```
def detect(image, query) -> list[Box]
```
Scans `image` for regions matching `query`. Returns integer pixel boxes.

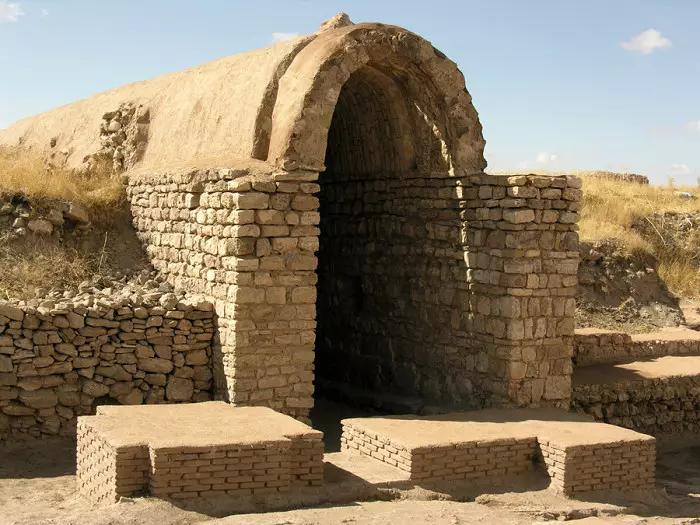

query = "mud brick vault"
[0,14,581,422]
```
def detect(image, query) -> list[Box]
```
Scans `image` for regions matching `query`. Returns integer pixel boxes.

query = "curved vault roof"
[0,14,486,174]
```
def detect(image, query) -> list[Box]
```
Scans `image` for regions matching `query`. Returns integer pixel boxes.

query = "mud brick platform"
[341,408,655,496]
[76,402,323,504]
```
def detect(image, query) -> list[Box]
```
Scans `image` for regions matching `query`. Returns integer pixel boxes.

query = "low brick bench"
[77,402,323,503]
[341,408,655,497]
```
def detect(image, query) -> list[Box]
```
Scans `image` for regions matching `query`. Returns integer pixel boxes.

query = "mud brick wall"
[410,439,538,482]
[461,174,580,408]
[76,421,151,503]
[539,438,656,495]
[149,443,294,499]
[289,438,324,486]
[341,422,537,482]
[573,375,700,434]
[0,297,215,440]
[77,410,325,504]
[574,329,700,367]
[341,423,413,473]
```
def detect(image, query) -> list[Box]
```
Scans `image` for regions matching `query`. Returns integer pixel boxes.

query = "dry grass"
[579,176,700,249]
[0,240,112,301]
[0,147,147,300]
[580,175,700,298]
[0,146,124,210]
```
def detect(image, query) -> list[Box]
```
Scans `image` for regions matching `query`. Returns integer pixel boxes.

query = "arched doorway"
[312,63,472,417]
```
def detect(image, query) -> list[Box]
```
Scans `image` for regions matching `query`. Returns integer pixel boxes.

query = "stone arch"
[277,24,490,410]
[267,23,487,175]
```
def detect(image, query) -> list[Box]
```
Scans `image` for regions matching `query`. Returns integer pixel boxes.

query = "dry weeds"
[0,147,142,300]
[579,175,700,298]
[0,146,124,210]
[0,239,112,301]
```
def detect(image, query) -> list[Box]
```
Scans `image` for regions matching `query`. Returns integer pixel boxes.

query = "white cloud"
[669,164,693,175]
[41,7,48,16]
[536,151,558,164]
[0,1,23,22]
[685,120,700,132]
[621,29,672,55]
[270,32,300,44]
[517,161,529,170]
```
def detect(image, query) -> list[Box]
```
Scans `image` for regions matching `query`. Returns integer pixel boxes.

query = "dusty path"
[2,437,700,525]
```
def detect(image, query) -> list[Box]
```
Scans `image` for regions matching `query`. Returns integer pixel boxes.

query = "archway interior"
[313,63,471,429]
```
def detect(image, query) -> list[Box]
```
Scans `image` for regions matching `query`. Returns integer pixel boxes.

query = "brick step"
[341,408,655,497]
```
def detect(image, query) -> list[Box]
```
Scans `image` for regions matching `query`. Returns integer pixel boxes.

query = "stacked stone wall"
[573,375,700,434]
[127,168,319,421]
[461,174,581,408]
[0,296,214,440]
[574,329,700,367]
[127,167,581,419]
[316,170,478,407]
[580,171,649,185]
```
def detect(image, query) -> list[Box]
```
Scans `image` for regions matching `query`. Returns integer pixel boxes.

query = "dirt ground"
[2,435,700,525]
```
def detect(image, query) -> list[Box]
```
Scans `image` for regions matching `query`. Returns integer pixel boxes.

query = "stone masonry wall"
[316,170,478,408]
[126,167,581,419]
[574,328,700,367]
[0,295,214,440]
[127,167,319,421]
[461,174,581,408]
[573,375,700,434]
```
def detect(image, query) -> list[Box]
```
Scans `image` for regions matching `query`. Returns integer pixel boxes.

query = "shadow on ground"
[0,437,76,479]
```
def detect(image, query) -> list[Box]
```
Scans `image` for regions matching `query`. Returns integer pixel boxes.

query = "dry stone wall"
[0,294,215,440]
[580,171,649,185]
[574,329,700,367]
[573,375,700,434]
[127,167,319,421]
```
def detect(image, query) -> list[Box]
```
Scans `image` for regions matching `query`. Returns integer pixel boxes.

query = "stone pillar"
[461,174,581,408]
[217,171,320,422]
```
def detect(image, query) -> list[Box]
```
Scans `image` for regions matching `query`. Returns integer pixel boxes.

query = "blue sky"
[1,1,698,184]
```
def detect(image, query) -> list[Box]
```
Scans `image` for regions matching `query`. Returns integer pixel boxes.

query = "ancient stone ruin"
[0,14,663,505]
[0,14,581,425]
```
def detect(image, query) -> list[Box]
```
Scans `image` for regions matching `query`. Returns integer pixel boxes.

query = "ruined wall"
[0,296,214,439]
[579,171,649,185]
[573,375,700,434]
[462,174,581,408]
[574,328,700,367]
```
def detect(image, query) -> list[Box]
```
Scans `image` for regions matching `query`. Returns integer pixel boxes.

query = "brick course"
[76,403,323,504]
[340,409,656,497]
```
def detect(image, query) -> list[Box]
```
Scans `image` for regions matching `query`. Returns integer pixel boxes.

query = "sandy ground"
[3,434,700,525]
